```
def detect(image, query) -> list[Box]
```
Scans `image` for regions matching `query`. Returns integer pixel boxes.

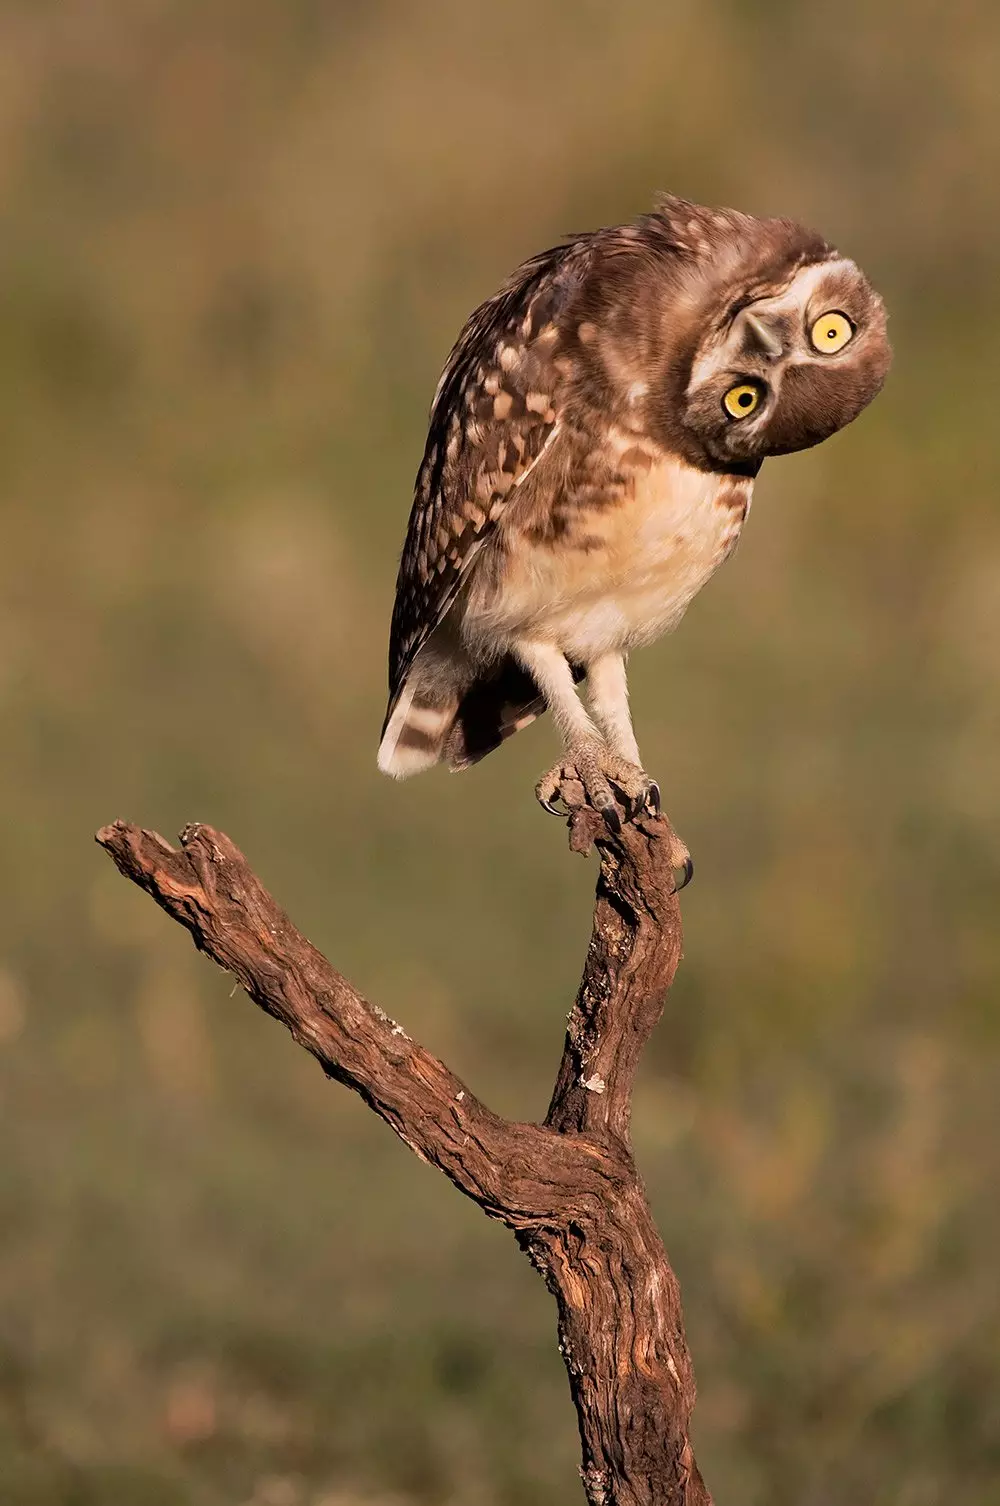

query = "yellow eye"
[723,383,761,420]
[810,310,853,354]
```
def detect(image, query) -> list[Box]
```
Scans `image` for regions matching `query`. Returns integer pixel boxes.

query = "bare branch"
[545,803,687,1142]
[96,811,711,1506]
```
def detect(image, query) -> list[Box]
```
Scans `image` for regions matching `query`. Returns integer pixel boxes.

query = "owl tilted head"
[588,196,891,474]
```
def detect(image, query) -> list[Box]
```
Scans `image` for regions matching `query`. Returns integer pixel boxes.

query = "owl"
[377,195,890,833]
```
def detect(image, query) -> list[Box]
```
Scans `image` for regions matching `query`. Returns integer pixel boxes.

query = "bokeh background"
[1,3,998,1503]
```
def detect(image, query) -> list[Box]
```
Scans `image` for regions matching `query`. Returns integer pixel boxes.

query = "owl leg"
[513,640,664,832]
[584,651,660,815]
[586,651,690,876]
[512,640,624,825]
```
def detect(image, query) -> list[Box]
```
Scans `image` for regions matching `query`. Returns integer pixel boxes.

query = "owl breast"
[463,448,752,663]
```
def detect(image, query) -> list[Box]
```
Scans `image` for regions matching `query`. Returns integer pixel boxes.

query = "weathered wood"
[96,806,710,1506]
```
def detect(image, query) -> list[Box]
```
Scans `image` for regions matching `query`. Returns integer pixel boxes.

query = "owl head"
[610,198,892,473]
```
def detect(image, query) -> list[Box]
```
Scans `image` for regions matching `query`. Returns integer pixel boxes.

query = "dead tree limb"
[96,802,711,1506]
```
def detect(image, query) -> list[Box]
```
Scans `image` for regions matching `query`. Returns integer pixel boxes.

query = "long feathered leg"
[585,652,660,814]
[512,641,623,823]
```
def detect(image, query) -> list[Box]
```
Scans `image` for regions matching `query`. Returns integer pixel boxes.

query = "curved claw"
[645,780,661,816]
[602,805,623,835]
[675,855,695,891]
[538,794,565,817]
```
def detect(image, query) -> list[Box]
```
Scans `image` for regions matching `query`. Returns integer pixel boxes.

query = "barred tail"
[377,677,460,778]
[378,650,545,778]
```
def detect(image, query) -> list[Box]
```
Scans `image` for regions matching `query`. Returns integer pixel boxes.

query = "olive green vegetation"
[1,3,998,1504]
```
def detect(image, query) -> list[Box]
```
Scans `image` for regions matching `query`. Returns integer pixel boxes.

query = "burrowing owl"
[378,195,890,833]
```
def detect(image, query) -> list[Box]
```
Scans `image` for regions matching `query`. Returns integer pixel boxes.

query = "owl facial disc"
[682,254,890,466]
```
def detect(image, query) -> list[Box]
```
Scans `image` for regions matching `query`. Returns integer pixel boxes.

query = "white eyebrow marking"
[784,256,859,311]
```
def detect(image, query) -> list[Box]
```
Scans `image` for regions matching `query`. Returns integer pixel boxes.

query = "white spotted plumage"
[378,195,890,825]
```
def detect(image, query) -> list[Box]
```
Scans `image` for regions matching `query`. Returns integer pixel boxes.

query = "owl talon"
[536,754,618,824]
[535,765,570,816]
[676,855,694,890]
[601,761,661,822]
[536,747,669,830]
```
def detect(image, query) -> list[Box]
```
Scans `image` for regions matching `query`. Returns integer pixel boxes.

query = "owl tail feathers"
[377,679,459,779]
[377,653,546,778]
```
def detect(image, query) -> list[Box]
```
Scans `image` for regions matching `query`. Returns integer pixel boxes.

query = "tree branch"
[96,808,711,1506]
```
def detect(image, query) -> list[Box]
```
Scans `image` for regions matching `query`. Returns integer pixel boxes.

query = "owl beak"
[739,311,784,360]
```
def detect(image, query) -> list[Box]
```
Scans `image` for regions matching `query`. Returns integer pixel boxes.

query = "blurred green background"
[1,2,998,1503]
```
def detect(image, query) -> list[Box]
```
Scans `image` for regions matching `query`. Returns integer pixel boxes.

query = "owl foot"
[536,748,692,885]
[535,747,661,830]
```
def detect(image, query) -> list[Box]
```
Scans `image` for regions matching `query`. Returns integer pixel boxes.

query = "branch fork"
[97,796,710,1506]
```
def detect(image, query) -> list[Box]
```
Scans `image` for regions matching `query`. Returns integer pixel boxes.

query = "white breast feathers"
[465,453,753,663]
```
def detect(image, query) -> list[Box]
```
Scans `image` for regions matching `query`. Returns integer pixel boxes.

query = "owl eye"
[723,383,762,420]
[810,311,853,354]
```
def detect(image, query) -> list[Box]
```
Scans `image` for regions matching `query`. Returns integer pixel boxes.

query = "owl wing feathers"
[384,241,587,722]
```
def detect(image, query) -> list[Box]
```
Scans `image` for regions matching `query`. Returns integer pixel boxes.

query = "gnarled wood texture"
[96,807,711,1506]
